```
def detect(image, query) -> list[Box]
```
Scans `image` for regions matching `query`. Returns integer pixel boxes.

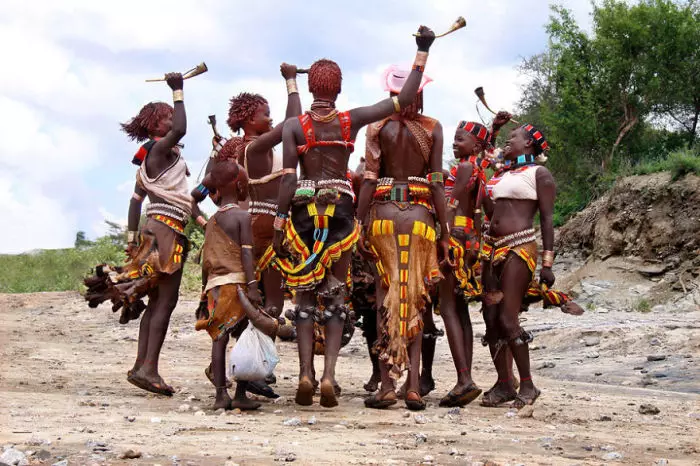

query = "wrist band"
[364,171,378,180]
[131,192,143,202]
[273,213,288,231]
[286,78,298,95]
[447,197,459,209]
[173,89,184,102]
[427,171,444,184]
[242,244,253,249]
[474,208,482,214]
[195,215,207,227]
[127,231,138,243]
[542,250,554,268]
[414,51,428,68]
[247,280,258,286]
[391,96,401,113]
[281,168,297,175]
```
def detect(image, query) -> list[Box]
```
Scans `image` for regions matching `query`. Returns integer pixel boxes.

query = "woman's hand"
[415,26,436,52]
[273,230,289,258]
[540,267,556,287]
[165,72,184,91]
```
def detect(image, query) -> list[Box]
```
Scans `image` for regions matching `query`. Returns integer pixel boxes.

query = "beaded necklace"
[218,203,239,212]
[308,99,338,123]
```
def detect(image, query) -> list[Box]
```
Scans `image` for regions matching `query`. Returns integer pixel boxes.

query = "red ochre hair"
[308,59,342,97]
[120,102,173,142]
[217,136,247,165]
[227,92,268,133]
[204,154,249,201]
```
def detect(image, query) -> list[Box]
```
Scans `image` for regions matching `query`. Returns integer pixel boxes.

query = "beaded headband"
[521,124,549,153]
[457,121,492,146]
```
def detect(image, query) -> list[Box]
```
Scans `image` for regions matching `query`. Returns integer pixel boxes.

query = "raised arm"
[272,118,301,257]
[150,73,187,161]
[247,63,302,155]
[349,26,436,131]
[536,167,556,286]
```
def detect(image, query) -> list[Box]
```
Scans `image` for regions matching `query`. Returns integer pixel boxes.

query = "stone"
[585,351,600,359]
[602,452,623,461]
[422,455,434,464]
[518,405,535,418]
[151,417,162,423]
[35,450,51,461]
[647,355,667,362]
[505,410,517,418]
[598,415,612,421]
[639,404,660,415]
[283,418,302,427]
[178,404,191,412]
[26,436,50,447]
[447,407,461,415]
[414,433,428,444]
[0,448,28,466]
[126,415,136,422]
[332,424,347,430]
[649,337,661,346]
[308,416,317,425]
[215,408,225,415]
[413,414,429,424]
[194,411,206,417]
[584,336,600,347]
[119,449,142,459]
[52,461,68,466]
[655,459,669,465]
[536,361,556,369]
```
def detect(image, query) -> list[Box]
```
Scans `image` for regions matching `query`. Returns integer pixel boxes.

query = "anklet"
[458,367,471,373]
[520,376,532,382]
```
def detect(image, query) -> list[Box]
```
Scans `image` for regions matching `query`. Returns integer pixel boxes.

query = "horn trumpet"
[413,16,466,38]
[146,62,208,82]
[474,86,520,125]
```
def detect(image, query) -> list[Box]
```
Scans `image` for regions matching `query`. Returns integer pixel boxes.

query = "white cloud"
[0,0,595,253]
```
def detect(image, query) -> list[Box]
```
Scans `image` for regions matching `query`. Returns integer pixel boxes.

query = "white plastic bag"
[228,325,280,381]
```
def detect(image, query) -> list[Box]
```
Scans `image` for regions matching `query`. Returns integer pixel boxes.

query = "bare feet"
[319,379,338,408]
[295,376,315,406]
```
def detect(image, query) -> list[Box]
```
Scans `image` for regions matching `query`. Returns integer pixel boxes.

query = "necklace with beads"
[308,99,338,123]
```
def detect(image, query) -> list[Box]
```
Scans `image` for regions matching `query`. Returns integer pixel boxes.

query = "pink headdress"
[382,65,432,94]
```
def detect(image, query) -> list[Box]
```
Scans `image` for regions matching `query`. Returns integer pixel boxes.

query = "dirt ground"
[1,287,699,466]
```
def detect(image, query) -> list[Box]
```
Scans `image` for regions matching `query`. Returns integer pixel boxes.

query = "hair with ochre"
[227,92,268,133]
[120,102,173,142]
[308,59,342,96]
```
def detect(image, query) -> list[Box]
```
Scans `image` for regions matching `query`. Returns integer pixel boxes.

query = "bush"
[668,149,700,181]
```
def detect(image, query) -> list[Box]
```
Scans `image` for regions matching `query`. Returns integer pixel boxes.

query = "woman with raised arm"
[84,73,194,396]
[271,26,437,408]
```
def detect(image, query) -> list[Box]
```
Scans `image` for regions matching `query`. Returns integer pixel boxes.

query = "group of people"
[84,25,583,414]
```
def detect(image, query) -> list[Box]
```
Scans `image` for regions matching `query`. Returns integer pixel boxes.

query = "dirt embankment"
[557,172,700,307]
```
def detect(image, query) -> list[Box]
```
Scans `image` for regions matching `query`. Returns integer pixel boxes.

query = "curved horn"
[146,62,208,83]
[413,16,466,38]
[474,86,520,125]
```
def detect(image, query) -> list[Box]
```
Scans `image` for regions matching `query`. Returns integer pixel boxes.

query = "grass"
[636,298,652,313]
[0,239,125,293]
[630,149,700,181]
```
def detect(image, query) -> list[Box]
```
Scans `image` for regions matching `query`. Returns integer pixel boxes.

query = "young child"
[195,156,264,410]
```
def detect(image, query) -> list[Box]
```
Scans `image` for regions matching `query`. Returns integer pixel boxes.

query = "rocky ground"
[1,262,698,466]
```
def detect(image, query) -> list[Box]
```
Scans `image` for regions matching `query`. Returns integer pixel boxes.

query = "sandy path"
[1,291,698,465]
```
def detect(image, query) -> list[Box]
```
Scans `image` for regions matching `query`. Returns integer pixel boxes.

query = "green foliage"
[636,298,652,313]
[0,237,124,293]
[517,0,699,224]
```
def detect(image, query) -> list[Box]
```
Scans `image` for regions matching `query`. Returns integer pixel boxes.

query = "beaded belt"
[146,203,188,223]
[483,228,536,248]
[374,177,431,202]
[294,178,355,200]
[249,201,278,216]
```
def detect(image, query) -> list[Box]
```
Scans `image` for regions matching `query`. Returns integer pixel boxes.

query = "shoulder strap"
[338,111,352,142]
[299,114,315,145]
[132,138,158,166]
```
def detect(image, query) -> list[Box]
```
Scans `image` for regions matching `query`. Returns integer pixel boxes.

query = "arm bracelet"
[286,78,298,95]
[391,96,401,113]
[542,250,555,268]
[427,171,444,184]
[172,89,184,102]
[414,51,428,69]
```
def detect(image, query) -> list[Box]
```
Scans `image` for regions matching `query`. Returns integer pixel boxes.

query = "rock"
[231,408,242,415]
[647,355,667,362]
[688,412,700,420]
[332,424,347,430]
[413,414,429,424]
[0,448,28,466]
[215,408,226,415]
[402,411,411,418]
[35,450,51,461]
[595,371,603,376]
[119,449,142,459]
[51,461,68,466]
[584,336,601,347]
[307,416,317,425]
[283,418,302,427]
[621,380,632,386]
[633,365,644,370]
[505,410,517,418]
[26,436,50,447]
[447,407,461,415]
[178,404,191,412]
[449,447,459,456]
[636,264,669,277]
[414,433,428,444]
[602,452,623,461]
[585,351,600,359]
[422,455,434,464]
[655,459,669,465]
[194,411,206,417]
[639,404,660,415]
[284,453,296,462]
[649,337,661,346]
[151,417,162,423]
[598,415,612,421]
[536,361,556,369]
[224,462,240,466]
[641,375,658,386]
[518,405,535,418]
[126,415,136,422]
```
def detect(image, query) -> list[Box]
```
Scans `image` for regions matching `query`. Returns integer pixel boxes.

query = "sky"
[0,0,594,254]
